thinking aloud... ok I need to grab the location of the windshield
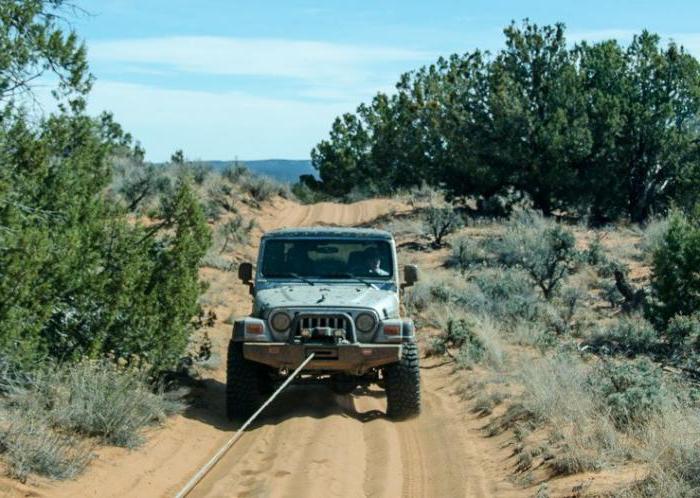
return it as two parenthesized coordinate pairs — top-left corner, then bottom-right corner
(260, 238), (394, 280)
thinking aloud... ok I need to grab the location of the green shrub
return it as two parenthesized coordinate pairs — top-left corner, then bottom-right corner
(586, 317), (660, 356)
(541, 286), (586, 336)
(222, 163), (249, 183)
(219, 214), (255, 252)
(407, 183), (445, 207)
(584, 234), (606, 266)
(650, 211), (700, 325)
(0, 112), (211, 372)
(99, 180), (211, 371)
(182, 162), (212, 184)
(448, 317), (485, 362)
(404, 275), (457, 311)
(449, 236), (489, 271)
(665, 314), (700, 352)
(113, 160), (172, 213)
(423, 204), (463, 247)
(596, 257), (629, 279)
(240, 174), (290, 204)
(490, 210), (578, 299)
(203, 181), (238, 221)
(601, 280), (625, 308)
(292, 181), (328, 204)
(592, 358), (665, 430)
(428, 315), (504, 369)
(344, 184), (384, 202)
(470, 268), (542, 322)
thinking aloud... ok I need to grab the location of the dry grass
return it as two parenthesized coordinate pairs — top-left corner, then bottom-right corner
(425, 310), (506, 370)
(402, 208), (698, 494)
(619, 406), (700, 497)
(0, 360), (184, 481)
(0, 412), (92, 482)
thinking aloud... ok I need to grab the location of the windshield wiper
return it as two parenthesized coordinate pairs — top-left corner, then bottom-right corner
(266, 272), (315, 286)
(326, 272), (376, 288)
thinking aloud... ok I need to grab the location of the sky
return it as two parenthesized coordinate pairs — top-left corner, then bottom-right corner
(68, 0), (700, 162)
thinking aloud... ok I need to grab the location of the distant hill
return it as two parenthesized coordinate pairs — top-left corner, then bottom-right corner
(205, 159), (316, 183)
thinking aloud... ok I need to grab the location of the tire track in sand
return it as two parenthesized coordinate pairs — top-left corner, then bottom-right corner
(190, 375), (497, 498)
(257, 198), (406, 232)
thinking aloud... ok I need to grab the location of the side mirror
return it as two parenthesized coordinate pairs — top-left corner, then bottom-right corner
(238, 262), (253, 283)
(402, 264), (419, 288)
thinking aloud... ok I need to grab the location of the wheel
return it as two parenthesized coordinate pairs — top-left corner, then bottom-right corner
(256, 366), (276, 395)
(226, 341), (260, 421)
(384, 343), (421, 420)
(330, 374), (357, 395)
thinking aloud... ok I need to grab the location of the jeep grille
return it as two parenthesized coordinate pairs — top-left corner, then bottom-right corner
(294, 314), (350, 339)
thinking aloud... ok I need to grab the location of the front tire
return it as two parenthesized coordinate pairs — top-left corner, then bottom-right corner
(226, 341), (260, 421)
(384, 343), (421, 420)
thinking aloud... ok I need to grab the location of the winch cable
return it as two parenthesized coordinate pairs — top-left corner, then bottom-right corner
(174, 352), (316, 498)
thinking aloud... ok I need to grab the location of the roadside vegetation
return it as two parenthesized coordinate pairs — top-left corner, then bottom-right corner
(0, 359), (184, 482)
(0, 2), (297, 482)
(309, 21), (700, 225)
(309, 19), (700, 495)
(0, 1), (217, 482)
(387, 188), (700, 496)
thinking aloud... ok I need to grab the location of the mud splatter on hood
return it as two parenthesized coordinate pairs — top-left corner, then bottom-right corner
(254, 284), (400, 318)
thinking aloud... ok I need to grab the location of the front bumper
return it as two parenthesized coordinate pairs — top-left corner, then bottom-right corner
(243, 343), (402, 373)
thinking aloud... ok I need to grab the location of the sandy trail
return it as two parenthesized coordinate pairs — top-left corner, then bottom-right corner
(6, 198), (521, 498)
(252, 198), (408, 232)
(187, 369), (510, 498)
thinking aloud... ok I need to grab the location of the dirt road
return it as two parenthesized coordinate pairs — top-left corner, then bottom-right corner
(187, 370), (509, 498)
(10, 199), (521, 498)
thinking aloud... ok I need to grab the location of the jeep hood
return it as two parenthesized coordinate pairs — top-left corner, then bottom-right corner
(254, 284), (400, 318)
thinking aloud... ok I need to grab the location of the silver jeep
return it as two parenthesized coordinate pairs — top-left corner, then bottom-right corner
(227, 227), (421, 420)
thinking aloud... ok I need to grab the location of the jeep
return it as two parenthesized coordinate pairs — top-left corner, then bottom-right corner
(227, 227), (421, 421)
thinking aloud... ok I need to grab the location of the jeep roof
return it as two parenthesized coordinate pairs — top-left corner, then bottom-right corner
(261, 226), (393, 240)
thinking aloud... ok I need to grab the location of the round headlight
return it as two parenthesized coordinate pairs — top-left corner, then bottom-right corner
(355, 313), (377, 334)
(270, 311), (291, 333)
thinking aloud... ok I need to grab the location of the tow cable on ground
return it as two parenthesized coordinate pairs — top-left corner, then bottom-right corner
(174, 352), (317, 498)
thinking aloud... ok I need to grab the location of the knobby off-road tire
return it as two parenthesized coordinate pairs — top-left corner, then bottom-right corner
(257, 367), (276, 396)
(226, 341), (260, 421)
(384, 342), (421, 420)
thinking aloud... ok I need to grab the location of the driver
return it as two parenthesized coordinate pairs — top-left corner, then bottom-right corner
(365, 247), (389, 276)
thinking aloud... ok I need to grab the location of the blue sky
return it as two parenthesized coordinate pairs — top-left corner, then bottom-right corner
(72, 0), (700, 161)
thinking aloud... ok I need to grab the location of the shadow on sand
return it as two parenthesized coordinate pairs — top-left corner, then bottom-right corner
(182, 379), (387, 433)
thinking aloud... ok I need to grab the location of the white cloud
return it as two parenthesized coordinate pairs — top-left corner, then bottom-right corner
(89, 36), (432, 85)
(82, 37), (433, 160)
(86, 80), (356, 161)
